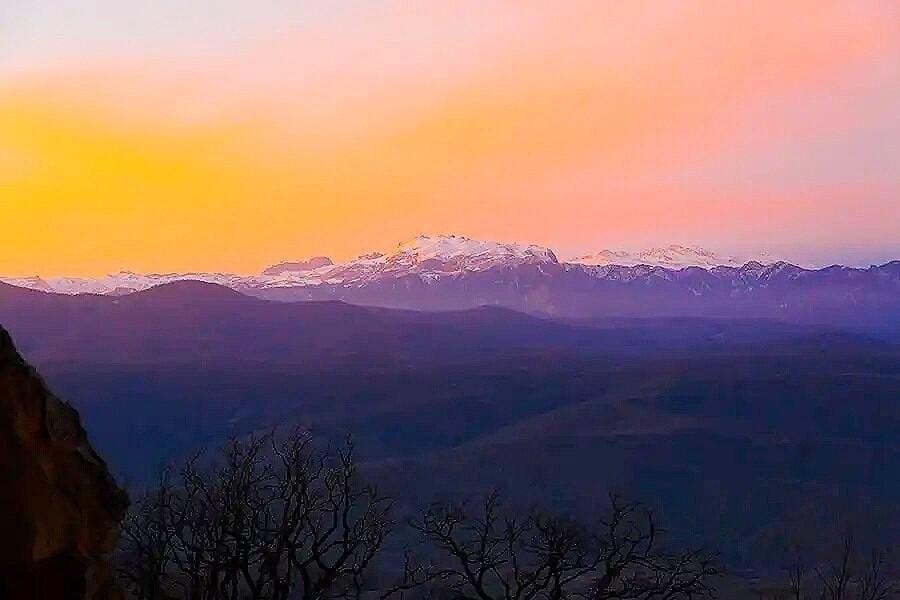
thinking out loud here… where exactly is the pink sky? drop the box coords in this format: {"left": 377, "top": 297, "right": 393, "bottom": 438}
{"left": 1, "top": 1, "right": 898, "bottom": 275}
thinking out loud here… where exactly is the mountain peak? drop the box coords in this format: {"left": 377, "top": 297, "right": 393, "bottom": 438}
{"left": 390, "top": 234, "right": 558, "bottom": 266}
{"left": 570, "top": 245, "right": 747, "bottom": 269}
{"left": 262, "top": 257, "right": 333, "bottom": 276}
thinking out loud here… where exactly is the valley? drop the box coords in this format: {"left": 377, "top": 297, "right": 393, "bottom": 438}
{"left": 2, "top": 279, "right": 898, "bottom": 571}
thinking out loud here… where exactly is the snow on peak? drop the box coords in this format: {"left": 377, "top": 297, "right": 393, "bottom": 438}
{"left": 262, "top": 257, "right": 333, "bottom": 276}
{"left": 391, "top": 234, "right": 557, "bottom": 267}
{"left": 255, "top": 235, "right": 559, "bottom": 289}
{"left": 0, "top": 271, "right": 247, "bottom": 296}
{"left": 0, "top": 276, "right": 55, "bottom": 292}
{"left": 570, "top": 245, "right": 745, "bottom": 269}
{"left": 2, "top": 237, "right": 779, "bottom": 296}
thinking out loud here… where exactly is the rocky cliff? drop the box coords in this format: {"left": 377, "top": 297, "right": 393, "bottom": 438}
{"left": 0, "top": 326, "right": 128, "bottom": 599}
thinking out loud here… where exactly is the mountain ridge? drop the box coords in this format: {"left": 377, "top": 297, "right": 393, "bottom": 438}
{"left": 570, "top": 244, "right": 747, "bottom": 268}
{"left": 2, "top": 235, "right": 897, "bottom": 340}
{"left": 2, "top": 282, "right": 898, "bottom": 571}
{"left": 1, "top": 234, "right": 781, "bottom": 295}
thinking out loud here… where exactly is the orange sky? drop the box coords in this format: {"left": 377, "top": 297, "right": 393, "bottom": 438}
{"left": 1, "top": 1, "right": 899, "bottom": 276}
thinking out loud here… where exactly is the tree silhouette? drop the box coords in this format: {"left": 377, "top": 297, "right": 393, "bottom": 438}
{"left": 118, "top": 431, "right": 394, "bottom": 600}
{"left": 412, "top": 492, "right": 717, "bottom": 600}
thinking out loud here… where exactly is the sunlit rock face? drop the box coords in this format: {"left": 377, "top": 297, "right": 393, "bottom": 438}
{"left": 0, "top": 327, "right": 127, "bottom": 600}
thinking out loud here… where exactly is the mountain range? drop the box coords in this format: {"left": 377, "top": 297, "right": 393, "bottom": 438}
{"left": 1, "top": 235, "right": 897, "bottom": 575}
{"left": 0, "top": 235, "right": 757, "bottom": 294}
{"left": 5, "top": 234, "right": 896, "bottom": 339}
{"left": 570, "top": 244, "right": 750, "bottom": 268}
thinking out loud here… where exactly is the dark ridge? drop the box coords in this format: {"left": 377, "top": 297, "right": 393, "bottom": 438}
{"left": 117, "top": 281, "right": 259, "bottom": 310}
{"left": 125, "top": 279, "right": 245, "bottom": 298}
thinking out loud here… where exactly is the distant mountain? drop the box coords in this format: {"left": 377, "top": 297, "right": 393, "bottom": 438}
{"left": 252, "top": 247, "right": 900, "bottom": 340}
{"left": 0, "top": 280, "right": 604, "bottom": 366}
{"left": 570, "top": 245, "right": 746, "bottom": 268}
{"left": 0, "top": 270, "right": 247, "bottom": 296}
{"left": 254, "top": 234, "right": 559, "bottom": 290}
{"left": 0, "top": 235, "right": 559, "bottom": 295}
{"left": 0, "top": 235, "right": 822, "bottom": 294}
{"left": 262, "top": 256, "right": 333, "bottom": 276}
{"left": 2, "top": 235, "right": 898, "bottom": 338}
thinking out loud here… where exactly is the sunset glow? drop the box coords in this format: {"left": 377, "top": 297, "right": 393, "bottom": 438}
{"left": 2, "top": 1, "right": 898, "bottom": 276}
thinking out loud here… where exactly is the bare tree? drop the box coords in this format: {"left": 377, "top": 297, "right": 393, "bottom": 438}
{"left": 585, "top": 493, "right": 717, "bottom": 600}
{"left": 117, "top": 430, "right": 394, "bottom": 600}
{"left": 118, "top": 437, "right": 719, "bottom": 600}
{"left": 118, "top": 471, "right": 179, "bottom": 600}
{"left": 763, "top": 532, "right": 900, "bottom": 600}
{"left": 813, "top": 537, "right": 899, "bottom": 600}
{"left": 816, "top": 536, "right": 856, "bottom": 600}
{"left": 412, "top": 492, "right": 717, "bottom": 600}
{"left": 856, "top": 549, "right": 897, "bottom": 600}
{"left": 347, "top": 550, "right": 441, "bottom": 600}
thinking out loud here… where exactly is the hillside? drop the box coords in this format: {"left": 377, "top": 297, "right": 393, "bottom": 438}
{"left": 2, "top": 280, "right": 899, "bottom": 570}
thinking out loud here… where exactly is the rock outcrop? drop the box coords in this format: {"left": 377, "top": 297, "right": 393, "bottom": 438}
{"left": 0, "top": 326, "right": 128, "bottom": 599}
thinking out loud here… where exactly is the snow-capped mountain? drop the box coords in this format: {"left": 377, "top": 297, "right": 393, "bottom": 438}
{"left": 0, "top": 235, "right": 560, "bottom": 295}
{"left": 570, "top": 245, "right": 745, "bottom": 269}
{"left": 0, "top": 271, "right": 247, "bottom": 296}
{"left": 3, "top": 236, "right": 897, "bottom": 336}
{"left": 1, "top": 234, "right": 897, "bottom": 338}
{"left": 257, "top": 235, "right": 558, "bottom": 289}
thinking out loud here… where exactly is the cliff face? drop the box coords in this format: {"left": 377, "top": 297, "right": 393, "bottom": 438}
{"left": 0, "top": 327, "right": 128, "bottom": 599}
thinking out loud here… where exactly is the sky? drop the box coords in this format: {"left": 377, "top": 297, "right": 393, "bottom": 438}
{"left": 1, "top": 0, "right": 898, "bottom": 276}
